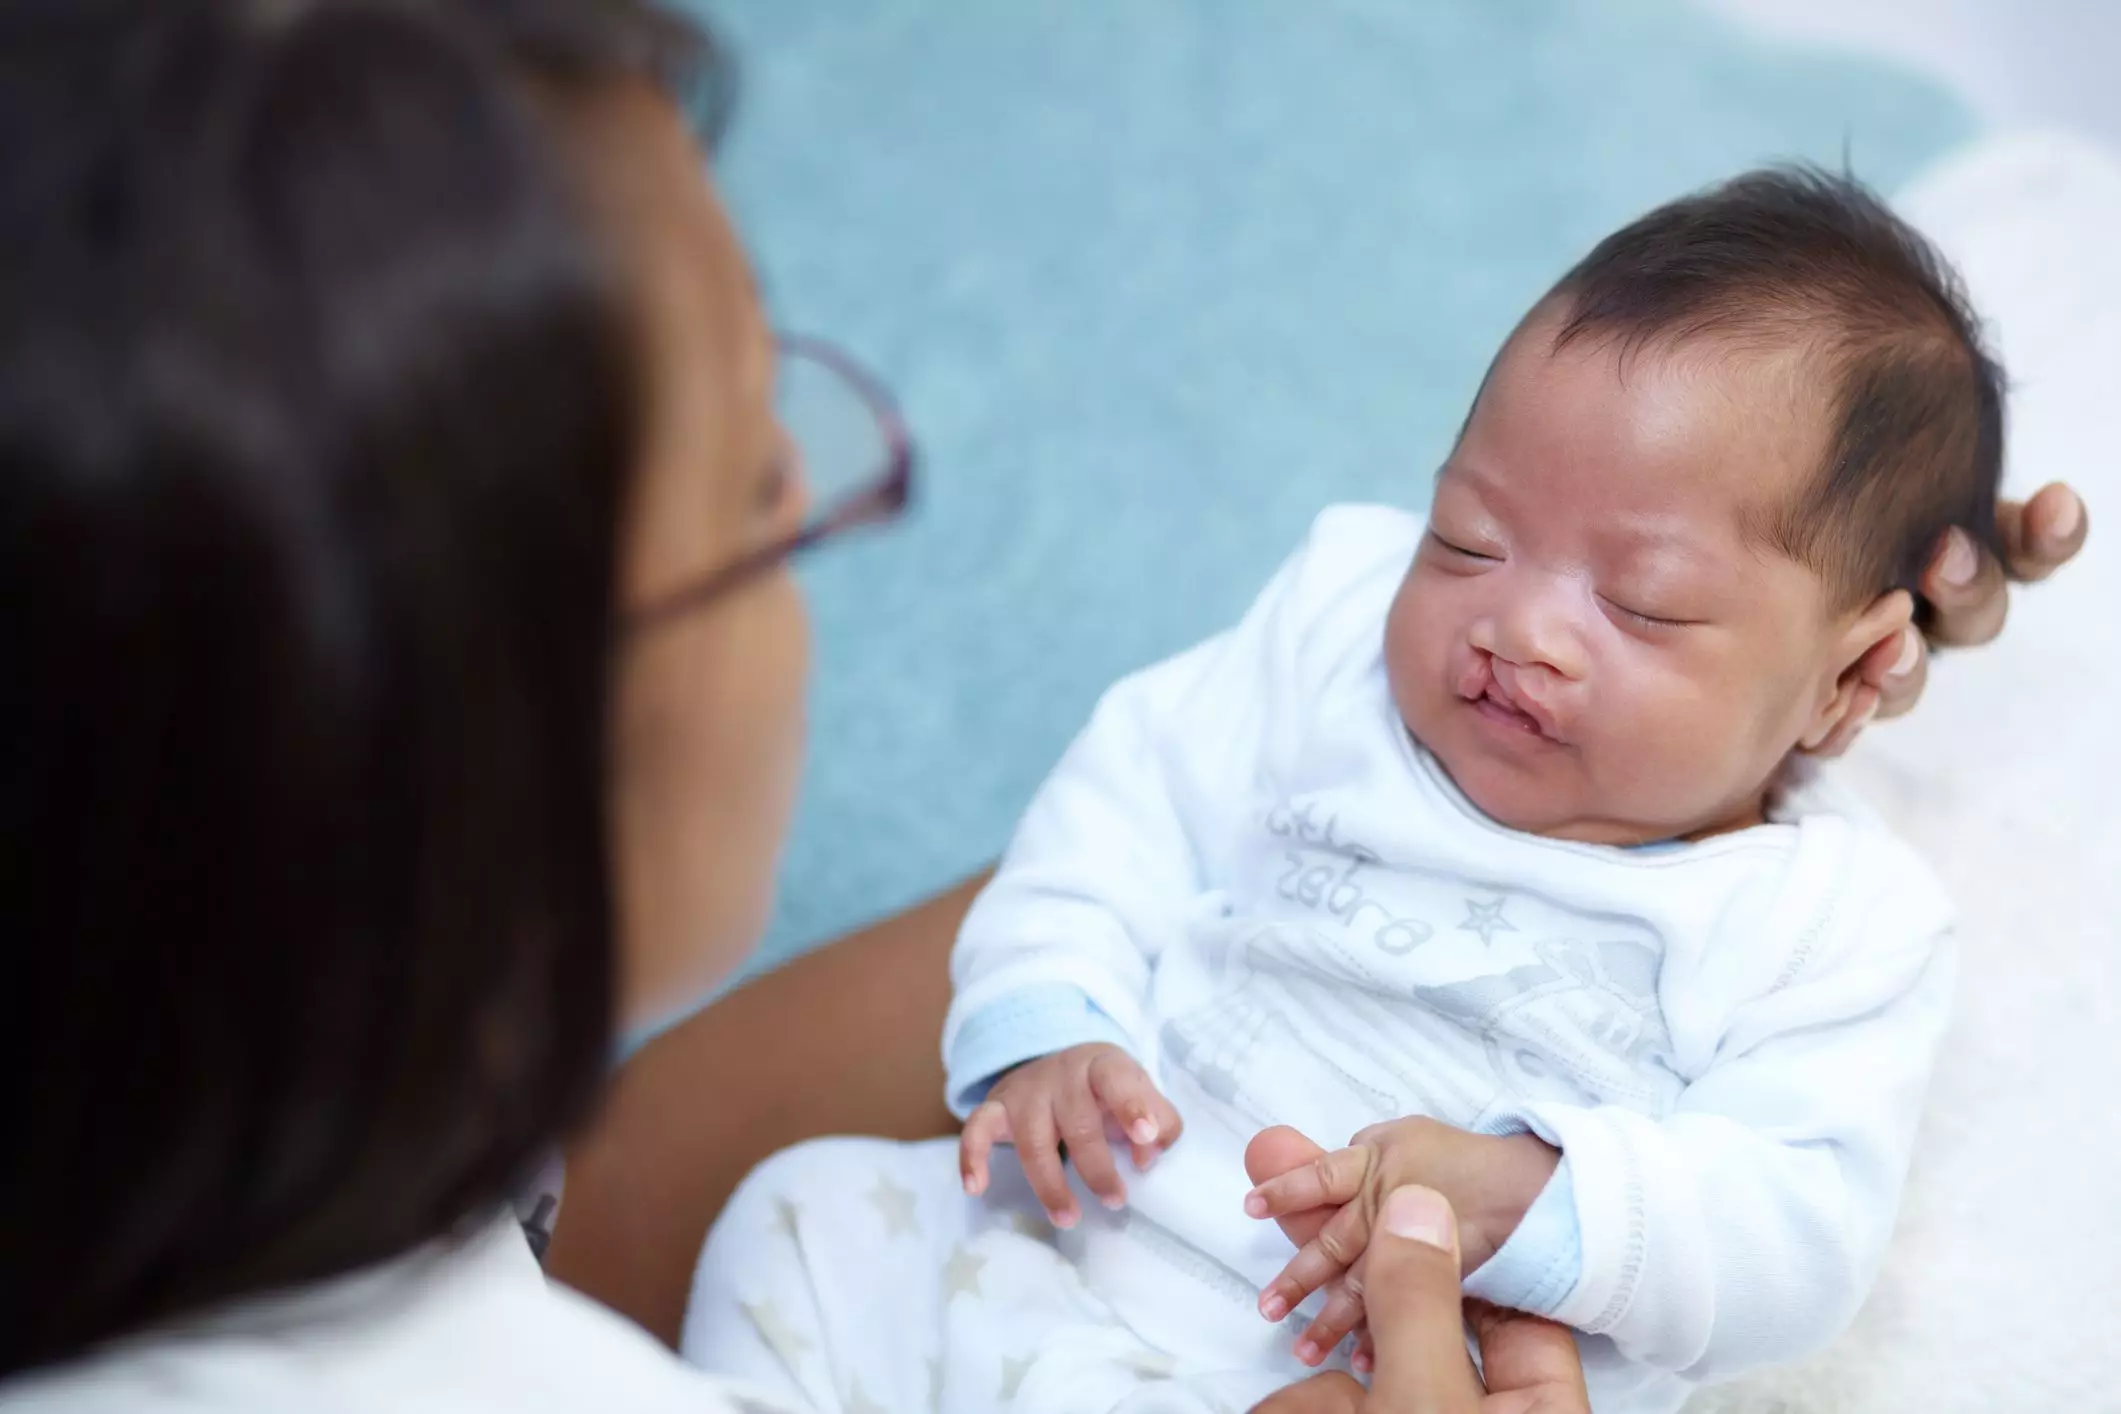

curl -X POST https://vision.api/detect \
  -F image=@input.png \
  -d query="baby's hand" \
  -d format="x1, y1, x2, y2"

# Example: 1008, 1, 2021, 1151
959, 1042, 1183, 1227
1242, 1118, 1560, 1369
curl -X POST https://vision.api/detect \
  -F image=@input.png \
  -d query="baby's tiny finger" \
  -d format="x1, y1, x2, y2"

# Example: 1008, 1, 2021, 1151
1295, 1279, 1367, 1369
1086, 1050, 1164, 1147
1260, 1239, 1347, 1322
1013, 1102, 1078, 1228
959, 1101, 1009, 1196
1057, 1087, 1126, 1210
1351, 1326, 1374, 1375
1243, 1146, 1369, 1220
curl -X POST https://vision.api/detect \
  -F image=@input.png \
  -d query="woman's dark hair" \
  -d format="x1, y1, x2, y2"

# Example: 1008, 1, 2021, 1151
0, 0, 728, 1376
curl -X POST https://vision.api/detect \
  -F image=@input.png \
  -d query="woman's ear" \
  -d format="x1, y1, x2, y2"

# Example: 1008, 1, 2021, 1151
1799, 589, 1916, 753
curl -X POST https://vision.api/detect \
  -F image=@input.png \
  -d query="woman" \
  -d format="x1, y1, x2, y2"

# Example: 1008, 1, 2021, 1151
0, 2, 2084, 1411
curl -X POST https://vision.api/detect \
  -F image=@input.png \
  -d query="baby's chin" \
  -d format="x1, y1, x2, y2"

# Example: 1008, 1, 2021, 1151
1417, 722, 1683, 848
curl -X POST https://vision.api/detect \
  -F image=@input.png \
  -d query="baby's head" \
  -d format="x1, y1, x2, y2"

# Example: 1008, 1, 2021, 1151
1388, 168, 2003, 845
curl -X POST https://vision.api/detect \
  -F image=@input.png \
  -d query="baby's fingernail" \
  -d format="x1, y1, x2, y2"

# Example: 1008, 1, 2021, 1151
1890, 627, 1921, 678
1381, 1186, 1453, 1250
1294, 1340, 1321, 1366
1243, 1192, 1269, 1219
1129, 1118, 1159, 1145
2051, 493, 2084, 543
1259, 1292, 1288, 1322
1353, 1351, 1374, 1374
1939, 528, 1978, 587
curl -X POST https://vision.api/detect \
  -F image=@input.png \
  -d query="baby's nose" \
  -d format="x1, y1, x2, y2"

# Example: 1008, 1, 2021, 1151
1480, 596, 1589, 682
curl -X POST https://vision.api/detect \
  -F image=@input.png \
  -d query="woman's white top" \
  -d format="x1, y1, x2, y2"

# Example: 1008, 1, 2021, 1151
0, 1216, 804, 1413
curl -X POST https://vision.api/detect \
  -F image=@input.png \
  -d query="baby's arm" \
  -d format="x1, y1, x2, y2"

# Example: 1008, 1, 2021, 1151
1514, 920, 1954, 1380
1247, 847, 1955, 1380
946, 513, 1390, 1223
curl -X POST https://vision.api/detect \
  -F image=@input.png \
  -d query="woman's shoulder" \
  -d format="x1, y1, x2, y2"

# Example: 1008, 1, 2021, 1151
0, 1218, 805, 1414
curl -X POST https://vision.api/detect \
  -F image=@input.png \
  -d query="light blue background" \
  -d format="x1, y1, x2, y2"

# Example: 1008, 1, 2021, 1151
679, 2, 1974, 976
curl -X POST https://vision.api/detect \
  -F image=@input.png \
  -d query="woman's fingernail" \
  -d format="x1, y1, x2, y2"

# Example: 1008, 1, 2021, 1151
1129, 1118, 1159, 1145
1101, 1191, 1126, 1211
2051, 493, 2084, 543
1939, 528, 1978, 587
1381, 1186, 1453, 1250
1051, 1208, 1077, 1230
1260, 1292, 1288, 1322
1890, 627, 1922, 678
1243, 1192, 1269, 1219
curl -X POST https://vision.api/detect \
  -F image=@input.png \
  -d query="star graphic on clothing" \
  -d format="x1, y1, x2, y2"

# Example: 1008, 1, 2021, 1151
1000, 1354, 1036, 1400
1459, 896, 1518, 947
868, 1171, 920, 1237
843, 1380, 889, 1414
768, 1197, 802, 1243
943, 1243, 987, 1300
1124, 1349, 1178, 1380
927, 1357, 945, 1413
739, 1298, 812, 1374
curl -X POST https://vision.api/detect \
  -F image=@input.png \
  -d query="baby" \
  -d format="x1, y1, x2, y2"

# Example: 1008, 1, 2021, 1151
688, 168, 1998, 1414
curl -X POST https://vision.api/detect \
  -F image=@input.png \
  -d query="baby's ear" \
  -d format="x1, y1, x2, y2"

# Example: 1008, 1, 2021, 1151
1799, 590, 1916, 752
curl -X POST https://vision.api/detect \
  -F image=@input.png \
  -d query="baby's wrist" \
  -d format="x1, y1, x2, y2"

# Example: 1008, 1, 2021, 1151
1460, 1132, 1561, 1268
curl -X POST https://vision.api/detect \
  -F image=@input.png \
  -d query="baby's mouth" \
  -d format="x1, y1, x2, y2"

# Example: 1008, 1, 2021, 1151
1460, 659, 1563, 743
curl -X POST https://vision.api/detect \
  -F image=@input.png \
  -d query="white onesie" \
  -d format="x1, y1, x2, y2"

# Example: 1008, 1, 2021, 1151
688, 504, 1955, 1414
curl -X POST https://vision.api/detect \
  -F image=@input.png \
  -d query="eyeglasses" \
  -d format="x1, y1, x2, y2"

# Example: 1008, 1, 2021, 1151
625, 334, 915, 633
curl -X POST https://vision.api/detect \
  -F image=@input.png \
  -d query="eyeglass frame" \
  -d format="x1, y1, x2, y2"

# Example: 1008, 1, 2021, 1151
623, 333, 915, 635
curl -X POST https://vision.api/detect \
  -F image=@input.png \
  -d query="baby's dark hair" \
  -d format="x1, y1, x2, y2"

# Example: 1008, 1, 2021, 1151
1548, 165, 2004, 626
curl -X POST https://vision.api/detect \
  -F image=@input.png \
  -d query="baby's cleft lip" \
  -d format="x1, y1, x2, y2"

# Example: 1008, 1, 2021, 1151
1461, 655, 1566, 744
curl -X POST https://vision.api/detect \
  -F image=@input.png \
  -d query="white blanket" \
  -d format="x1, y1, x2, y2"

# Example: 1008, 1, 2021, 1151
1695, 130, 2121, 1413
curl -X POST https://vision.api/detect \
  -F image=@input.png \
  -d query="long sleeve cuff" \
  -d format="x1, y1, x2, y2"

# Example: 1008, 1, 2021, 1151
945, 982, 1134, 1114
1463, 1156, 1583, 1318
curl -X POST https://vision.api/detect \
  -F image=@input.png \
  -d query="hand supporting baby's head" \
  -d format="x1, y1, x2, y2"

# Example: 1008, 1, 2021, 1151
1389, 166, 2004, 847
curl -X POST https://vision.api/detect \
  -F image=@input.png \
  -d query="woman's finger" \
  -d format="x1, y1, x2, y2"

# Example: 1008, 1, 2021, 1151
1086, 1050, 1168, 1149
1010, 1098, 1078, 1228
1466, 1302, 1592, 1411
1055, 1081, 1126, 1211
1355, 1186, 1487, 1411
1923, 526, 2011, 648
1244, 1145, 1372, 1220
2000, 483, 2088, 583
1260, 1199, 1371, 1322
1869, 627, 1929, 725
959, 1101, 1010, 1197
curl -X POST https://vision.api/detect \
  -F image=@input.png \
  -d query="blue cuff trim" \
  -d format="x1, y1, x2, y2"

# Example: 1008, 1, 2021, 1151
1463, 1155, 1582, 1317
948, 983, 1133, 1114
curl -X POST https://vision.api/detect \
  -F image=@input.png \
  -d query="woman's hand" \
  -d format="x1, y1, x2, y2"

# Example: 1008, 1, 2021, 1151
1244, 1120, 1559, 1367
1811, 483, 2088, 757
1248, 1182, 1589, 1413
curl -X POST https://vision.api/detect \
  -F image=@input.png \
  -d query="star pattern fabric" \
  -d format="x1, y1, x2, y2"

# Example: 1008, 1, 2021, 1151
1459, 894, 1518, 946
868, 1172, 920, 1237
739, 1298, 812, 1375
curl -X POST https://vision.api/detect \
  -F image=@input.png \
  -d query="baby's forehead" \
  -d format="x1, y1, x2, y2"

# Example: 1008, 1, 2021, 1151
1471, 313, 1833, 513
